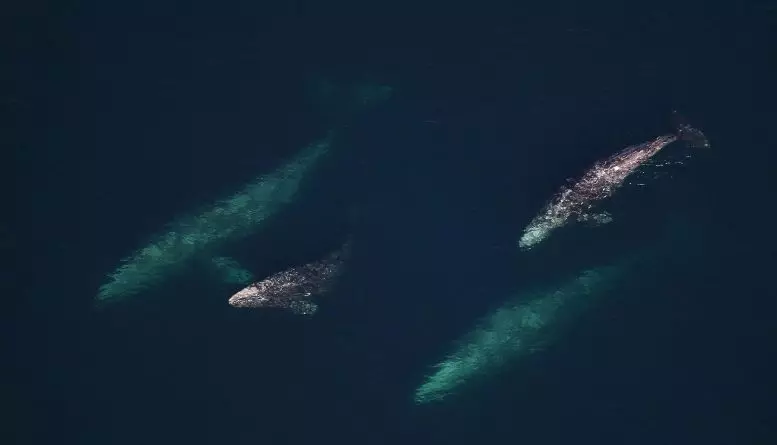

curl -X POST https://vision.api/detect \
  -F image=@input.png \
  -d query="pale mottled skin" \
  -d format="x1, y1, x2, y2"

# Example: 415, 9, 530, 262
519, 118, 708, 250
228, 242, 350, 315
519, 134, 678, 249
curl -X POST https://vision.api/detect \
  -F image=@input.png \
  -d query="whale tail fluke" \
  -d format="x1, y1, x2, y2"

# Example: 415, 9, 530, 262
671, 111, 710, 149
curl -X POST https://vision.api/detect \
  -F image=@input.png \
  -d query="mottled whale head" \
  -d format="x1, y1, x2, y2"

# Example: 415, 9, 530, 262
228, 278, 319, 316
227, 239, 349, 316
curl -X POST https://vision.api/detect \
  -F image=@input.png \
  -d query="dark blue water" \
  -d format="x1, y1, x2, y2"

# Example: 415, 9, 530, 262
8, 1, 776, 444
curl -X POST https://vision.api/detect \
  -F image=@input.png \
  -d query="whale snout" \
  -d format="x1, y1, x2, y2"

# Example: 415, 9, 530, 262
228, 285, 267, 308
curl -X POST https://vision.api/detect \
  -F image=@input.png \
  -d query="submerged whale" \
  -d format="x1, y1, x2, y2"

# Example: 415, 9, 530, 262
414, 221, 696, 404
96, 82, 391, 305
415, 114, 708, 404
414, 264, 621, 404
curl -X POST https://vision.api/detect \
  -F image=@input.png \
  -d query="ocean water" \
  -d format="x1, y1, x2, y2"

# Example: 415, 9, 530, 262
8, 2, 776, 444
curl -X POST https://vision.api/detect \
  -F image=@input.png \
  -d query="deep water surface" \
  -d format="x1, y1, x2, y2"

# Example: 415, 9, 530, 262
8, 2, 776, 444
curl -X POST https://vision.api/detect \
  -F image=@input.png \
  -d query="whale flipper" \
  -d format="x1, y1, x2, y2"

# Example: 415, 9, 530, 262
209, 257, 255, 285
